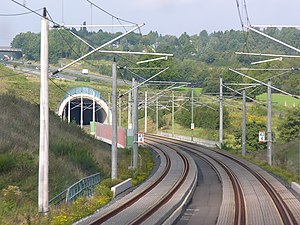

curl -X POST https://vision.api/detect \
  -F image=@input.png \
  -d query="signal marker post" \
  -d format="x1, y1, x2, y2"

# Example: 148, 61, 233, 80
259, 130, 266, 143
138, 132, 145, 144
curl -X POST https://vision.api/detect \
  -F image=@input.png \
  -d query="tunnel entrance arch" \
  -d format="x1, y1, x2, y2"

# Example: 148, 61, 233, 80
57, 87, 111, 127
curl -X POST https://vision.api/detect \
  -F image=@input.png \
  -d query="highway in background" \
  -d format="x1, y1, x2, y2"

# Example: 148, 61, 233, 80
2, 61, 127, 85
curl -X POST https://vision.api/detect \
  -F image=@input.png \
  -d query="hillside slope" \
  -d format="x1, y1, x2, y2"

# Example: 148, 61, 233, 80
0, 65, 113, 221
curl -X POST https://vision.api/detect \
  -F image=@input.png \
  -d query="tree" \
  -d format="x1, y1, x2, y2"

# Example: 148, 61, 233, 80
178, 32, 196, 58
12, 32, 40, 61
278, 108, 300, 142
233, 121, 267, 153
175, 99, 229, 131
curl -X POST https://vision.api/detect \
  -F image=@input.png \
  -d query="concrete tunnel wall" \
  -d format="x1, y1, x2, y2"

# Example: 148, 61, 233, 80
57, 93, 112, 125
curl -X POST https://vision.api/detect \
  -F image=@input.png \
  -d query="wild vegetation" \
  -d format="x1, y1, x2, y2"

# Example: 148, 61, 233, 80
2, 25, 300, 222
11, 27, 300, 95
0, 64, 155, 224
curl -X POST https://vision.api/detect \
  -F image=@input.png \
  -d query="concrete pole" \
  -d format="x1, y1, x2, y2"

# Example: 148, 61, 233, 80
156, 99, 159, 134
80, 92, 83, 128
128, 91, 132, 129
219, 77, 223, 146
132, 78, 138, 169
191, 88, 194, 141
172, 91, 174, 137
267, 79, 272, 165
144, 91, 148, 133
38, 7, 49, 214
242, 90, 246, 156
111, 58, 118, 179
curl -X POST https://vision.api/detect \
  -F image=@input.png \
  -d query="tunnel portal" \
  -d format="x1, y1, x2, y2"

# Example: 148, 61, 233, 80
57, 87, 111, 126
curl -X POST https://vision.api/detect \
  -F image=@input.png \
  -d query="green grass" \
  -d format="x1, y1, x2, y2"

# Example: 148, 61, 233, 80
0, 93, 114, 224
256, 93, 300, 107
0, 63, 155, 224
174, 87, 203, 95
22, 147, 154, 225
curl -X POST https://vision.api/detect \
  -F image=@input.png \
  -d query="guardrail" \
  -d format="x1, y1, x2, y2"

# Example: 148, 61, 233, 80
49, 173, 101, 205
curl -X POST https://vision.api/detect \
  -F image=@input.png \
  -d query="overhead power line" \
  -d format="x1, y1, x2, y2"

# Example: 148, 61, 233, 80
0, 8, 43, 16
86, 0, 137, 25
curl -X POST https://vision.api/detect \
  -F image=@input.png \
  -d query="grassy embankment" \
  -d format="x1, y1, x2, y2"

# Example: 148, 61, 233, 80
257, 93, 300, 108
0, 64, 154, 224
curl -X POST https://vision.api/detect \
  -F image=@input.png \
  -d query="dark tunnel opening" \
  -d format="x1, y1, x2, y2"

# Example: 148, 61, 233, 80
64, 98, 107, 125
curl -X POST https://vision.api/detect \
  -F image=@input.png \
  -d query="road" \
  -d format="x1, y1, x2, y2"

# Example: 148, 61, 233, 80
2, 61, 128, 85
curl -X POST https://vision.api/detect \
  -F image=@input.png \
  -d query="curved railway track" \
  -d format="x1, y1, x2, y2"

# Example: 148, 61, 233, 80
147, 134, 246, 225
146, 134, 299, 225
89, 144, 172, 225
129, 141, 190, 225
77, 138, 196, 225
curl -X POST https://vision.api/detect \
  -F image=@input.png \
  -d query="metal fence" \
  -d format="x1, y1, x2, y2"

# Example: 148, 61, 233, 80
49, 173, 101, 205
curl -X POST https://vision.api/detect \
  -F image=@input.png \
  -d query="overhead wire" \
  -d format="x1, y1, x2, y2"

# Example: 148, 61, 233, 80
5, 5, 76, 98
11, 0, 44, 18
44, 10, 80, 97
48, 77, 75, 98
234, 0, 255, 86
11, 0, 61, 28
86, 0, 137, 26
47, 9, 109, 81
235, 0, 251, 62
0, 8, 43, 16
46, 8, 140, 78
87, 0, 131, 33
10, 0, 143, 96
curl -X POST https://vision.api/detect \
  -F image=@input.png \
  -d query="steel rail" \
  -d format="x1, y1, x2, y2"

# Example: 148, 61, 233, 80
90, 140, 190, 225
215, 150, 297, 225
148, 134, 298, 225
90, 143, 171, 225
146, 134, 246, 225
129, 139, 190, 224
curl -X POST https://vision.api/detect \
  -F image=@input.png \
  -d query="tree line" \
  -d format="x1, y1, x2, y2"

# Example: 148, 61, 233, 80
11, 27, 300, 96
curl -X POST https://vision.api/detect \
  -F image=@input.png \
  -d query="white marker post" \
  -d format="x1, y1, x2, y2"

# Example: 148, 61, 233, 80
259, 130, 266, 143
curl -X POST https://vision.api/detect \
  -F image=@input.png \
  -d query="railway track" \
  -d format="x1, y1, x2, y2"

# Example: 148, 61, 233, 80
129, 142, 190, 225
76, 138, 197, 225
147, 134, 245, 225
146, 134, 300, 225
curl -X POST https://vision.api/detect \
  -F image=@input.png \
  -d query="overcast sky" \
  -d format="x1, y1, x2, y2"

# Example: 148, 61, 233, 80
1, 0, 300, 46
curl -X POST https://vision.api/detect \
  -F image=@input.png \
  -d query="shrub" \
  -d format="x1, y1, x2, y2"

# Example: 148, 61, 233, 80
94, 183, 113, 199
0, 185, 22, 212
51, 142, 99, 173
0, 155, 15, 173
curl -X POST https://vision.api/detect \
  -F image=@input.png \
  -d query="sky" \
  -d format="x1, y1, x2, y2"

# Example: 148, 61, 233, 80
0, 0, 300, 46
